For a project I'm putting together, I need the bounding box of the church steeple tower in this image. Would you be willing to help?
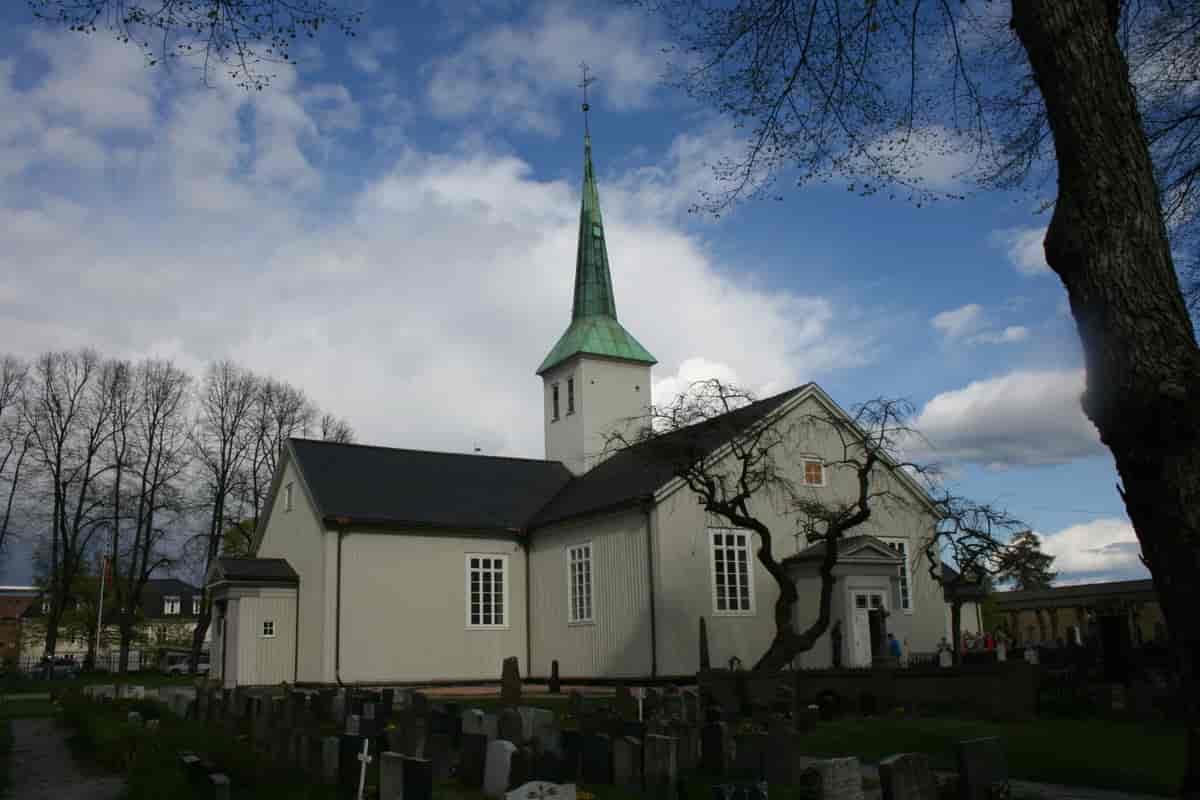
[538,76,655,474]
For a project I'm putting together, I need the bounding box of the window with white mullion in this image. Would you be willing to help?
[882,538,912,611]
[467,555,507,628]
[710,529,754,614]
[568,543,594,623]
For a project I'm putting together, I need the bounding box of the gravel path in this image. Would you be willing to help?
[6,717,125,800]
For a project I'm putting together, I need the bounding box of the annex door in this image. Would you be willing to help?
[849,591,885,667]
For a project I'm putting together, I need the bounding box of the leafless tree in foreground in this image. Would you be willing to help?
[653,3,1200,788]
[606,380,957,671]
[27,0,362,89]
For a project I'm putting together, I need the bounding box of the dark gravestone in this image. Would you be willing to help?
[879,753,936,800]
[699,616,711,671]
[549,660,561,694]
[459,732,489,789]
[580,732,614,784]
[426,733,454,781]
[402,756,434,800]
[532,750,567,783]
[622,720,648,741]
[337,735,368,800]
[509,746,535,790]
[701,722,729,775]
[501,656,523,706]
[956,737,1008,800]
[858,691,878,716]
[567,691,585,719]
[615,684,638,721]
[733,733,767,780]
[499,708,525,744]
[613,736,643,787]
[816,691,839,722]
[560,730,583,780]
[411,691,430,719]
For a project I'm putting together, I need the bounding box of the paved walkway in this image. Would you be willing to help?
[6,718,124,800]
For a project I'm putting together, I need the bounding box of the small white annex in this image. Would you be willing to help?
[209,131,963,687]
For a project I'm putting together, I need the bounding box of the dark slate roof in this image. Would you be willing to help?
[993,578,1156,608]
[214,558,299,584]
[290,439,574,531]
[141,578,201,618]
[530,386,807,527]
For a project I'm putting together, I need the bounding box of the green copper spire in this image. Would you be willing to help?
[537,129,656,375]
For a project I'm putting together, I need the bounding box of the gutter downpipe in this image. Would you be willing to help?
[522,531,532,680]
[643,498,658,678]
[334,518,350,687]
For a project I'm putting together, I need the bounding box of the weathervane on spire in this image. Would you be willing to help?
[579,61,596,136]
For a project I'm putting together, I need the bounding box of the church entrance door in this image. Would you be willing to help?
[849,591,885,667]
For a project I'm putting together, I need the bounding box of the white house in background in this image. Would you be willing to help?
[208,127,954,688]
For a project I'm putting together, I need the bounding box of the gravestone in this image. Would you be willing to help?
[614,685,638,721]
[502,657,523,706]
[380,752,404,800]
[484,740,519,799]
[411,691,430,719]
[321,736,340,784]
[532,714,561,756]
[559,730,583,780]
[426,732,454,781]
[668,723,698,771]
[580,732,613,784]
[644,734,678,800]
[506,782,578,800]
[533,750,567,783]
[613,736,643,787]
[567,691,585,719]
[549,661,561,694]
[681,689,700,724]
[127,711,143,726]
[338,735,369,799]
[733,733,768,779]
[519,707,553,742]
[955,737,1008,800]
[404,755,434,800]
[463,709,487,737]
[701,721,730,775]
[209,773,231,800]
[939,650,954,668]
[484,713,500,741]
[812,757,864,800]
[878,753,936,800]
[500,708,525,744]
[460,733,490,789]
[510,746,536,790]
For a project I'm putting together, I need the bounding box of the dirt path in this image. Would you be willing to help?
[6,717,125,800]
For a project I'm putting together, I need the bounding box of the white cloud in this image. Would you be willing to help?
[990,225,1051,276]
[967,325,1029,345]
[0,30,870,461]
[912,369,1104,467]
[931,304,984,340]
[1038,518,1147,582]
[427,4,666,135]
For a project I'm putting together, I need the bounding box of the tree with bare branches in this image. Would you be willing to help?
[0,356,32,560]
[27,0,362,90]
[188,360,257,671]
[654,4,1200,787]
[22,350,117,658]
[606,380,944,671]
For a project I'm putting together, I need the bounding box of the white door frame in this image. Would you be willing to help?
[846,587,888,667]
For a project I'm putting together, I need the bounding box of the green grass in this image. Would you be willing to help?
[799,716,1185,796]
[0,718,12,797]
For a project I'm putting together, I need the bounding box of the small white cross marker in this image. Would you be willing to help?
[356,738,373,800]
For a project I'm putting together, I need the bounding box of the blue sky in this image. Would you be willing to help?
[0,1,1144,585]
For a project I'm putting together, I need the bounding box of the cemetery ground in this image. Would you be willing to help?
[8,686,1180,800]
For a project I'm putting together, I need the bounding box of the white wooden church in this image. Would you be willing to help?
[207,129,961,687]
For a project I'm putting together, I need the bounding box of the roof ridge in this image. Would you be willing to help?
[289,437,566,468]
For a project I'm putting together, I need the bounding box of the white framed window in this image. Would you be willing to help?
[163,596,181,615]
[801,458,825,486]
[709,528,754,615]
[552,384,560,421]
[882,537,912,611]
[567,543,593,624]
[466,554,508,628]
[567,378,576,415]
[261,620,275,638]
[192,596,201,616]
[284,483,294,512]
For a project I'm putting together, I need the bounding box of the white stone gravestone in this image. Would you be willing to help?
[505,781,577,800]
[484,740,518,798]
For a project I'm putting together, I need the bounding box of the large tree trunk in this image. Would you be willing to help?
[950,601,963,667]
[1011,2,1200,795]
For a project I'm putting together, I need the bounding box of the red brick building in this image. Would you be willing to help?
[0,586,38,665]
